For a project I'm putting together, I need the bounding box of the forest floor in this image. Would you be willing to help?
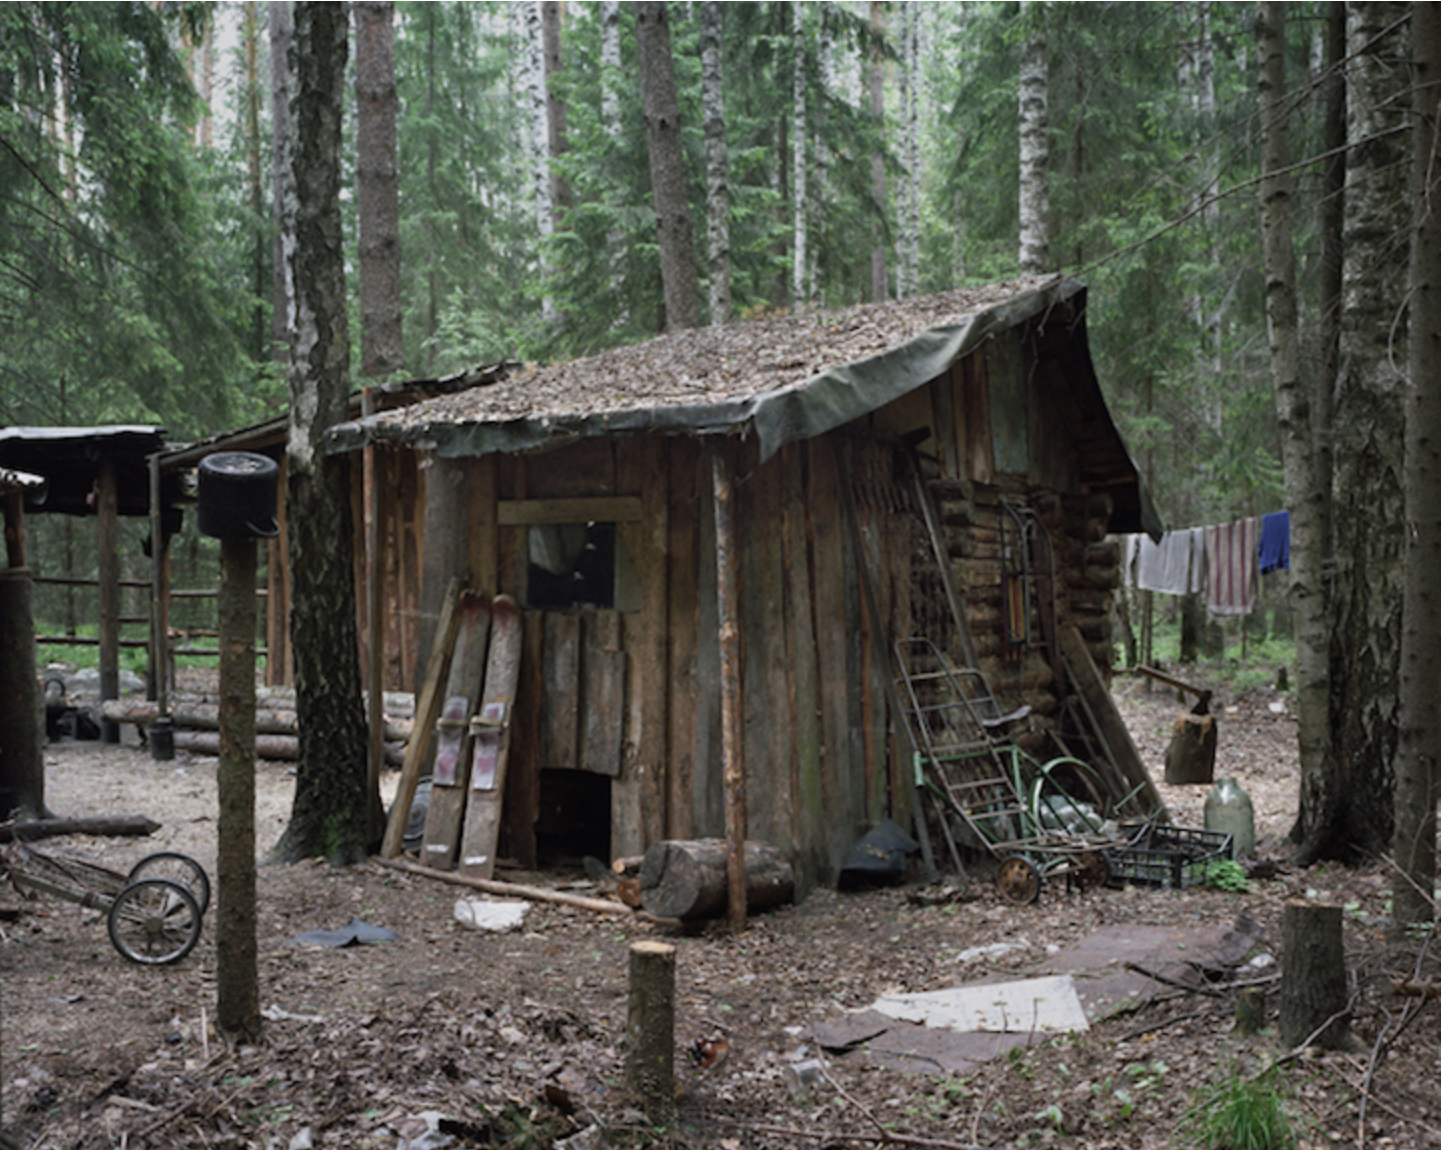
[1,674,1437,1150]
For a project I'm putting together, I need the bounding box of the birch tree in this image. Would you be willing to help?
[898,3,919,297]
[702,0,730,325]
[1299,1,1411,864]
[542,0,571,215]
[868,0,887,303]
[1017,0,1050,275]
[269,1,294,371]
[273,1,373,866]
[600,0,622,139]
[635,1,700,331]
[523,1,555,322]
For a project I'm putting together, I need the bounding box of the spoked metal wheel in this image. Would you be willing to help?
[128,852,210,917]
[1072,851,1111,891]
[996,855,1043,905]
[107,879,202,965]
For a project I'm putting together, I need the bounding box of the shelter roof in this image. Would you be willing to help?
[0,425,168,516]
[327,276,1162,536]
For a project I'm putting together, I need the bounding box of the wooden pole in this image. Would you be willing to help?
[97,454,120,743]
[711,447,746,933]
[216,535,260,1042]
[625,940,677,1126]
[363,388,386,842]
[148,452,175,760]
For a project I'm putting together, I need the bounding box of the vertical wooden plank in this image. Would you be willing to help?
[414,453,470,691]
[692,442,723,837]
[961,352,995,486]
[806,437,857,879]
[615,435,668,857]
[740,443,792,851]
[542,611,581,770]
[711,446,748,932]
[500,608,544,867]
[665,439,698,840]
[469,454,499,594]
[930,372,960,478]
[580,611,625,776]
[780,445,823,893]
[97,454,120,743]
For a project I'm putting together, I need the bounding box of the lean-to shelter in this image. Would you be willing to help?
[330,275,1165,890]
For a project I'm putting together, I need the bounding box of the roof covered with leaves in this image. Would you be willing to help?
[328,275,1072,462]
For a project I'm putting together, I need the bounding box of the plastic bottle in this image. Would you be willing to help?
[1204,777,1255,858]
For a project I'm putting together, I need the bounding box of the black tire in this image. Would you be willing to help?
[107,879,202,965]
[128,852,210,918]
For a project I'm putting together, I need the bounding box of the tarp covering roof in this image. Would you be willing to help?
[328,276,1161,535]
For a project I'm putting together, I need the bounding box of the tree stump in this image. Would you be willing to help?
[1164,712,1217,784]
[638,839,794,921]
[1234,987,1266,1035]
[1279,899,1349,1049]
[625,941,676,1125]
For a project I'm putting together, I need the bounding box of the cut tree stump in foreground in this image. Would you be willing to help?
[625,940,676,1126]
[638,839,793,920]
[1279,899,1349,1049]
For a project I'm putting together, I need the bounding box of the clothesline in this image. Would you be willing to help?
[1118,511,1289,619]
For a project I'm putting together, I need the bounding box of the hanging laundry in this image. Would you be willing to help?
[1134,532,1194,596]
[1205,518,1259,617]
[1258,511,1290,574]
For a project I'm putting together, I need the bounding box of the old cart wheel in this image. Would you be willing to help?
[128,852,210,917]
[107,879,201,965]
[996,855,1042,905]
[1073,851,1111,891]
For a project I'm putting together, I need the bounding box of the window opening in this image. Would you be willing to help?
[527,522,616,610]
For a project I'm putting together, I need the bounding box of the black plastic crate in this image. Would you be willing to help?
[1105,824,1234,890]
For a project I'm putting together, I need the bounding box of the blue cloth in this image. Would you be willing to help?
[1258,511,1290,573]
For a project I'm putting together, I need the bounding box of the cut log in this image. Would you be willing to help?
[0,815,160,842]
[626,941,676,1126]
[1163,713,1217,784]
[1279,899,1349,1049]
[100,699,412,742]
[170,730,403,766]
[638,839,794,920]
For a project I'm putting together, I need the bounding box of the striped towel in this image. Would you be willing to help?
[1205,518,1259,617]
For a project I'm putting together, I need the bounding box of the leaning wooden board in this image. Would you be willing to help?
[420,591,491,870]
[458,594,522,880]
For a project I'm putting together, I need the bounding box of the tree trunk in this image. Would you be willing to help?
[900,4,920,297]
[1304,1,1410,864]
[541,1,570,215]
[791,0,807,308]
[1279,900,1349,1049]
[868,0,887,303]
[243,3,266,364]
[638,839,794,921]
[702,1,730,325]
[1258,2,1336,873]
[0,569,44,821]
[216,537,260,1043]
[273,2,373,867]
[268,1,294,370]
[524,1,555,323]
[600,0,622,138]
[355,0,404,378]
[1017,0,1050,275]
[1392,0,1440,935]
[635,1,700,331]
[1315,2,1344,578]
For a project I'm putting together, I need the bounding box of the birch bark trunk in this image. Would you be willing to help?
[791,0,808,308]
[868,0,887,303]
[523,1,554,322]
[1017,0,1050,276]
[702,1,730,325]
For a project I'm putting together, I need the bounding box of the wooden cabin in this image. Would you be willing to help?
[328,275,1162,889]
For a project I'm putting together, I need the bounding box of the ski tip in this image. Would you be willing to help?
[492,593,519,617]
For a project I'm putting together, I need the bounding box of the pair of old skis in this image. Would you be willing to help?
[420,591,521,879]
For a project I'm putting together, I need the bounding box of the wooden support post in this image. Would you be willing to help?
[97,454,120,743]
[711,448,746,933]
[626,940,676,1126]
[363,389,386,841]
[1279,899,1349,1049]
[216,535,260,1043]
[148,453,175,760]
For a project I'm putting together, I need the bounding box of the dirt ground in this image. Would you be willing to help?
[1,676,1437,1149]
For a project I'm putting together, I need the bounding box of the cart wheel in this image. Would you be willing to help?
[128,852,210,918]
[107,879,202,965]
[1074,851,1111,891]
[997,855,1042,905]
